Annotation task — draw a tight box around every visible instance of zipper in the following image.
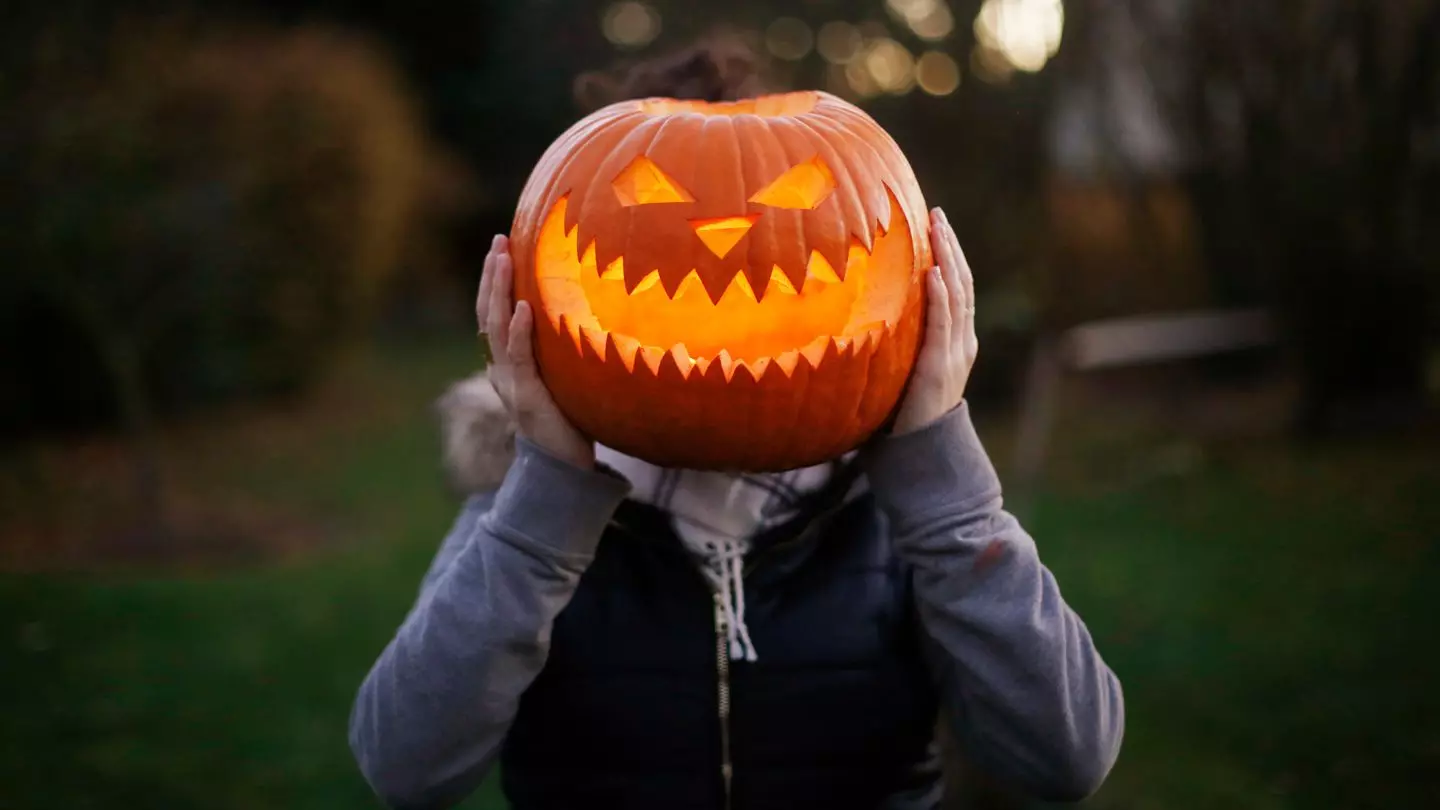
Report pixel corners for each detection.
[714,593,734,810]
[611,506,847,810]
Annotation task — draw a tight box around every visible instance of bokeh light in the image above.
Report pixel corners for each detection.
[970,42,1015,84]
[911,4,955,41]
[915,51,961,96]
[973,0,1064,73]
[886,0,955,42]
[864,38,916,95]
[844,59,881,98]
[765,17,814,61]
[817,21,863,64]
[602,1,661,49]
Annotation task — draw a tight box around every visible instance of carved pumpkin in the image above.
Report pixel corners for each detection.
[510,91,930,471]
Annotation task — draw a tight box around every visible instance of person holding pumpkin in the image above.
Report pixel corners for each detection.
[350,37,1123,810]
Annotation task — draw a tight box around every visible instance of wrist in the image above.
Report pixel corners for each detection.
[488,437,630,558]
[861,402,1002,533]
[891,396,964,436]
[526,432,595,471]
[515,414,594,471]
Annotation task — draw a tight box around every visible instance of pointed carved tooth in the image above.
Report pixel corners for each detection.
[748,357,772,378]
[867,321,888,349]
[670,343,696,379]
[580,323,608,359]
[697,273,729,306]
[723,272,757,302]
[851,321,886,352]
[599,256,624,282]
[610,333,641,372]
[845,241,870,279]
[774,349,801,377]
[540,301,563,331]
[814,241,850,283]
[556,313,583,354]
[767,266,797,296]
[716,349,737,381]
[674,270,706,301]
[564,315,581,353]
[632,269,661,294]
[806,250,842,284]
[639,345,667,375]
[579,241,599,274]
[799,335,831,369]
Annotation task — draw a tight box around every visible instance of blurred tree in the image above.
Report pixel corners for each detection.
[1,16,462,539]
[1149,0,1440,432]
[1037,0,1210,329]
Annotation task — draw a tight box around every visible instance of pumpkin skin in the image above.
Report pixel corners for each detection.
[510,91,930,471]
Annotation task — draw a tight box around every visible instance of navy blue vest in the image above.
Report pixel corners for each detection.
[500,494,943,810]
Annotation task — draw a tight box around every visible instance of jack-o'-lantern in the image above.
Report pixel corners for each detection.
[509,91,930,471]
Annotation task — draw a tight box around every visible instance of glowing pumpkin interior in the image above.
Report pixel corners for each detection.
[509,90,931,470]
[534,157,917,379]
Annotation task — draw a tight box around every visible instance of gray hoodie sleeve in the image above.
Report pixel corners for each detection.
[861,402,1125,802]
[349,438,631,810]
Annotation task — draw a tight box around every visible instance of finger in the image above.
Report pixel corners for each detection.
[508,302,548,416]
[941,210,975,317]
[940,211,979,357]
[487,252,514,362]
[933,214,966,325]
[508,301,540,380]
[944,230,969,354]
[922,266,952,352]
[476,235,503,333]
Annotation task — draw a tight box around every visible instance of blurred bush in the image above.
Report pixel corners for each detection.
[0,17,466,437]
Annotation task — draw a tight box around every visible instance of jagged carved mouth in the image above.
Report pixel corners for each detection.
[533,192,915,380]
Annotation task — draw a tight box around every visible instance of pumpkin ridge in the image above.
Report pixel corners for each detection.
[571,115,669,269]
[550,109,648,236]
[782,112,875,266]
[512,92,927,470]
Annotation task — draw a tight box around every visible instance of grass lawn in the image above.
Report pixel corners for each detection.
[1,338,1436,809]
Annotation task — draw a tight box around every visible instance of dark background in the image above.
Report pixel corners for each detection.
[2,1,1437,808]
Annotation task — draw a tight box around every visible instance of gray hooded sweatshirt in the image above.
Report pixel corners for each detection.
[348,372,1124,809]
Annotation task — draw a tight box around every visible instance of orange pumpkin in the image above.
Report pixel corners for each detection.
[510,91,930,471]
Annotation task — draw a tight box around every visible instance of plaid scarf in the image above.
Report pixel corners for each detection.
[595,446,865,661]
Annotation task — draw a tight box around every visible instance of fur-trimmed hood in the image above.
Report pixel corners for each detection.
[436,372,517,495]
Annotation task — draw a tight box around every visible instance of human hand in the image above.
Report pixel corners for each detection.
[476,235,595,469]
[891,208,979,435]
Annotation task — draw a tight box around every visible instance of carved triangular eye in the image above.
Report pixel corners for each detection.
[749,156,835,209]
[612,156,695,206]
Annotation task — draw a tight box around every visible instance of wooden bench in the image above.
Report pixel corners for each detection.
[1011,308,1278,487]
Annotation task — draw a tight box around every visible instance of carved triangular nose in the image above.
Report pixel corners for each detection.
[690,215,760,258]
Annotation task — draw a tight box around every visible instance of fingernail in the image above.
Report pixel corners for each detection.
[491,234,503,250]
